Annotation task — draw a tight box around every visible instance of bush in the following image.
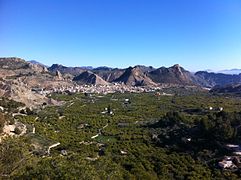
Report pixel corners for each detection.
[9,118,15,125]
[0,113,5,133]
[14,126,22,135]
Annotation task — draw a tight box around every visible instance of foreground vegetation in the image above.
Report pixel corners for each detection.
[1,88,241,179]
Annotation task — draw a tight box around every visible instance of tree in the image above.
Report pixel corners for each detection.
[199,112,235,141]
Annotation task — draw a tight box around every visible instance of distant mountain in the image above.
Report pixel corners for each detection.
[28,60,48,67]
[113,66,157,86]
[47,62,241,87]
[195,71,241,87]
[48,64,85,76]
[51,63,241,87]
[217,69,241,75]
[133,65,156,73]
[48,64,96,76]
[80,66,93,70]
[148,64,196,85]
[73,71,108,85]
[94,66,113,71]
[210,84,241,95]
[4,56,241,89]
[203,69,214,73]
[93,68,125,82]
[198,69,241,75]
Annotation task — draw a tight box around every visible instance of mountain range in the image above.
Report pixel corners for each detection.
[217,69,241,75]
[1,57,241,106]
[1,57,241,99]
[210,84,241,95]
[203,69,241,75]
[46,62,241,88]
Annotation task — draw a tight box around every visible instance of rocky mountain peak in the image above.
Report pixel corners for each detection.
[171,64,183,73]
[173,64,180,68]
[114,66,156,86]
[73,71,108,85]
[49,64,66,70]
[148,65,196,85]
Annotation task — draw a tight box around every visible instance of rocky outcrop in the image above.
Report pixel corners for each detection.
[0,79,47,107]
[0,57,75,107]
[55,70,63,80]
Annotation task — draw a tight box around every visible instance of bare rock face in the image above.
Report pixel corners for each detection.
[0,57,28,69]
[93,68,125,82]
[0,57,50,79]
[0,57,28,78]
[55,70,63,80]
[0,57,74,107]
[43,66,48,72]
[0,79,47,107]
[172,64,183,75]
[73,71,109,85]
[148,65,196,85]
[114,66,157,86]
[28,63,49,73]
[48,64,85,76]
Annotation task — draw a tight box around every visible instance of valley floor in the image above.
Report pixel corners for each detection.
[1,87,241,179]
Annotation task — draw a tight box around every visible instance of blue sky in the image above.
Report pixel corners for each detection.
[0,0,241,71]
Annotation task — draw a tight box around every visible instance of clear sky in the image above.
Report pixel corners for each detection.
[0,0,241,71]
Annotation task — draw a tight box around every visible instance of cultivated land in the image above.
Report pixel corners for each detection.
[2,58,241,179]
[1,87,241,179]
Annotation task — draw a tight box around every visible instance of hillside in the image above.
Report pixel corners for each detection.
[210,84,241,95]
[0,57,74,107]
[93,68,125,82]
[0,57,48,78]
[73,71,109,85]
[48,64,86,76]
[195,71,241,87]
[148,64,196,85]
[113,66,157,86]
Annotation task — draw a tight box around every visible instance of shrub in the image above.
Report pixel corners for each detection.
[0,113,5,133]
[14,126,22,135]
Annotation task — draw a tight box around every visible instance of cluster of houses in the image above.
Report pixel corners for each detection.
[208,106,223,111]
[101,107,114,115]
[218,144,241,170]
[31,83,163,97]
[218,156,239,170]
